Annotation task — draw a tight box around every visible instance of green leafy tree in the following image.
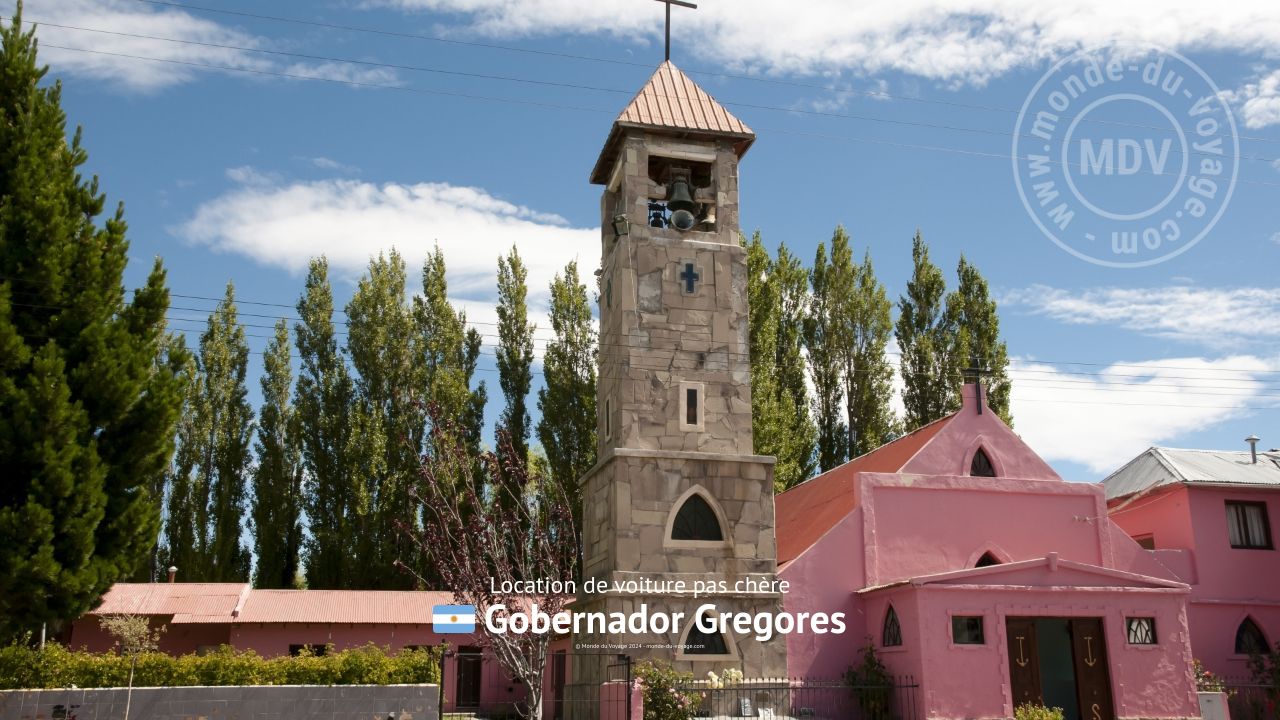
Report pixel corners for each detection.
[535,261,597,529]
[496,246,535,477]
[945,255,1013,424]
[771,241,817,483]
[414,248,477,449]
[805,237,848,471]
[746,233,816,490]
[164,284,252,582]
[0,6,187,640]
[250,319,303,588]
[346,251,423,589]
[295,258,359,589]
[895,231,961,429]
[844,250,896,457]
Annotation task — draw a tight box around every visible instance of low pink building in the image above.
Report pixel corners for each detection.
[1101,444,1280,681]
[776,384,1200,720]
[67,583,569,717]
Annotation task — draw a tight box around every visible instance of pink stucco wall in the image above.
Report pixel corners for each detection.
[1110,484,1280,678]
[68,617,230,656]
[780,508,867,678]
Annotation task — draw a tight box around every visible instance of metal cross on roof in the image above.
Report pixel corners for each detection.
[653,0,697,61]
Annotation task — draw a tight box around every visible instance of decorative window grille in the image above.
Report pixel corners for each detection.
[882,605,903,647]
[1126,617,1156,644]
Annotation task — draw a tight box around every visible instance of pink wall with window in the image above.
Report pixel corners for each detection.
[1110,484,1280,678]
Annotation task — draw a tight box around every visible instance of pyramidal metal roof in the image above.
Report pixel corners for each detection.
[590,61,754,184]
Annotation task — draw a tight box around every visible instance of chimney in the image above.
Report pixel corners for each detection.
[167,566,178,583]
[1246,435,1260,464]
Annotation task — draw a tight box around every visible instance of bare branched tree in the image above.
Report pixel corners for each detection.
[99,614,165,720]
[397,407,579,720]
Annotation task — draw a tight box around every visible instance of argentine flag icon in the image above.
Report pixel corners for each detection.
[432,605,476,633]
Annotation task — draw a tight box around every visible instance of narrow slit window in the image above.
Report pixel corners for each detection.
[686,388,699,426]
[882,605,902,647]
[604,399,610,438]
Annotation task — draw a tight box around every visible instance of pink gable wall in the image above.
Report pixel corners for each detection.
[780,508,867,678]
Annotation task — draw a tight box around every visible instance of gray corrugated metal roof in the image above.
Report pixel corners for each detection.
[1102,447,1280,500]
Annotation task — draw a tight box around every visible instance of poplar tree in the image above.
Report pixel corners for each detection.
[745,233,813,491]
[945,256,1013,424]
[895,231,961,429]
[536,261,597,528]
[415,248,475,445]
[771,242,817,482]
[805,238,848,472]
[0,6,186,638]
[844,251,896,457]
[164,284,252,582]
[496,246,534,477]
[346,251,423,588]
[296,258,358,589]
[250,319,303,589]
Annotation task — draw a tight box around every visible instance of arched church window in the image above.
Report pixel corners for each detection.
[970,448,997,477]
[1236,617,1269,655]
[975,552,1001,568]
[882,605,902,647]
[671,494,723,541]
[685,611,729,655]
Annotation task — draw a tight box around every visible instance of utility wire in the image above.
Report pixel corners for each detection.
[19,19,1278,167]
[125,0,1280,146]
[33,43,1280,189]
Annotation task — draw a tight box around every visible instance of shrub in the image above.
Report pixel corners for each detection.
[635,660,698,720]
[845,642,893,720]
[0,642,440,689]
[1193,660,1225,693]
[1014,703,1065,720]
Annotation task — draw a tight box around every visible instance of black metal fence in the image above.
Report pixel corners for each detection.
[673,677,920,720]
[1222,680,1277,720]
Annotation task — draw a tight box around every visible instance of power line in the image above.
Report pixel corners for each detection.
[21,19,1279,168]
[33,43,1280,189]
[125,0,1280,146]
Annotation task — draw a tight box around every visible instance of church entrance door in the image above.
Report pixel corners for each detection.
[1006,618,1115,720]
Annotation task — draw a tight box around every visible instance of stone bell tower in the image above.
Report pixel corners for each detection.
[573,61,786,684]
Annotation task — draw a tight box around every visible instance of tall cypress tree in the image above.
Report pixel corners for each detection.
[945,256,1013,424]
[0,7,186,637]
[296,258,358,589]
[845,251,896,456]
[250,319,303,589]
[164,284,252,582]
[496,246,534,476]
[805,237,848,472]
[895,231,960,430]
[535,261,597,530]
[346,251,423,588]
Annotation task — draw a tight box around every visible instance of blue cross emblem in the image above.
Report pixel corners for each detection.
[680,262,700,294]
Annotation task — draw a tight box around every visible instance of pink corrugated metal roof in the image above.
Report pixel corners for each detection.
[89,583,249,623]
[235,590,456,625]
[590,61,754,184]
[616,61,752,136]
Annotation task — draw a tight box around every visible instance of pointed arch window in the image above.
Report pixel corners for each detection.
[672,494,723,541]
[686,610,729,655]
[882,605,902,647]
[1236,617,1269,655]
[970,448,997,477]
[975,552,1001,568]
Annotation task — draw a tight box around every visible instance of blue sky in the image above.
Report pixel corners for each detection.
[17,0,1280,481]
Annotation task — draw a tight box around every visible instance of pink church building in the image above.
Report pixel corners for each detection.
[1101,444,1280,681]
[776,384,1201,720]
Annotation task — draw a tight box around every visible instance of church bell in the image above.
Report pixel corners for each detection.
[665,176,698,231]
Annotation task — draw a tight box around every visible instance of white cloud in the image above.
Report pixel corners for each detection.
[307,157,360,174]
[1010,356,1280,474]
[1272,232,1280,245]
[176,171,598,351]
[372,0,1280,85]
[1220,68,1280,129]
[22,0,399,90]
[1004,284,1280,347]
